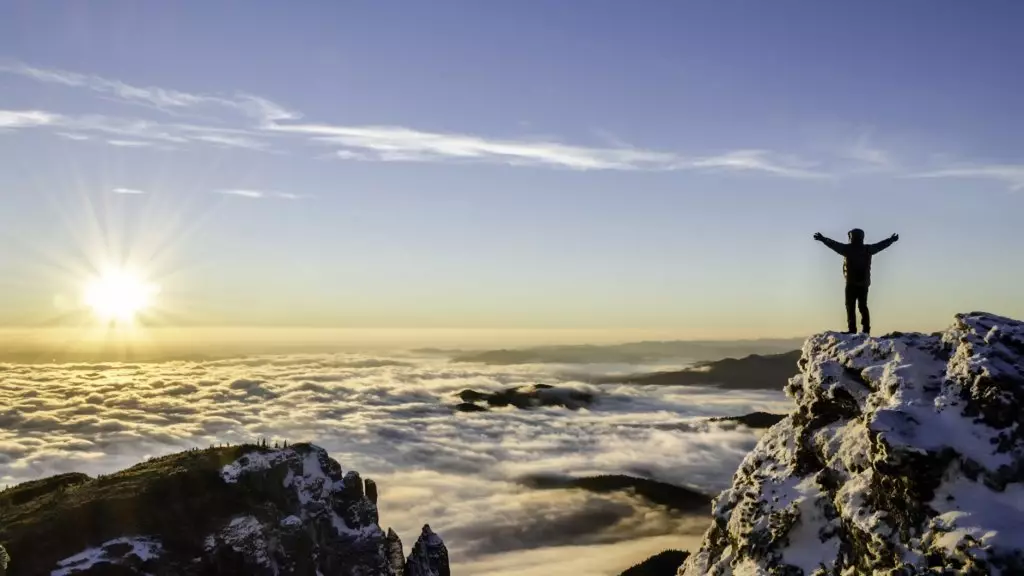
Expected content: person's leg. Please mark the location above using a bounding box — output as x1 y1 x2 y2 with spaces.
844 284 857 333
859 286 870 334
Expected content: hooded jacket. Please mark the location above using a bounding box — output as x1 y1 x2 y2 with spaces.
820 229 896 286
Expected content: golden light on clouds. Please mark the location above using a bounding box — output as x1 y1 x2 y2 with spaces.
83 268 160 324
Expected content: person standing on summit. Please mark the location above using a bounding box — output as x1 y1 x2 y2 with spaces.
814 229 899 335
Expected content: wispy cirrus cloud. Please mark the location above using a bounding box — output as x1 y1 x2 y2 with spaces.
56 132 91 141
688 149 825 179
69 115 190 143
1 61 285 151
216 189 266 199
0 107 272 151
216 189 305 200
189 132 268 150
912 165 1024 191
106 139 154 148
112 187 146 195
0 60 300 124
0 109 60 128
272 122 826 177
0 60 867 179
274 122 678 171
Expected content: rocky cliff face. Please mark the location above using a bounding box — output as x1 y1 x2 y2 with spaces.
0 443 448 576
681 312 1024 575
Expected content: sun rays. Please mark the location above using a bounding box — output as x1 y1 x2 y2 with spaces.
83 268 160 324
4 155 226 363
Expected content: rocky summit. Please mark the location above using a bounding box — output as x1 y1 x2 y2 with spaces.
681 312 1024 575
0 443 448 576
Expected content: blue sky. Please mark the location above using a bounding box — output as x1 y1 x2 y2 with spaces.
1 1 1022 337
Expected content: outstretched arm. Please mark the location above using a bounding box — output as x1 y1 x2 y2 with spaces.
814 232 848 255
869 233 899 255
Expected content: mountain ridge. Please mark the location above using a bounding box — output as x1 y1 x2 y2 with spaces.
447 339 804 366
605 350 801 390
0 443 448 576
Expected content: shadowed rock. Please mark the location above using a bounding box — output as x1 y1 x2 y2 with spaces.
708 411 786 429
620 549 690 576
405 525 450 576
387 528 405 576
519 474 711 514
0 443 448 576
454 384 595 411
0 473 91 508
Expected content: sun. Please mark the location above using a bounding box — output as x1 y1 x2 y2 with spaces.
83 270 160 323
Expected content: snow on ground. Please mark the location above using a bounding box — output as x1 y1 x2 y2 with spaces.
927 473 1024 557
220 448 291 483
216 516 271 568
682 312 1024 575
51 537 162 576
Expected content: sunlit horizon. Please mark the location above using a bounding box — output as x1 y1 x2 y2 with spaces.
3 2 1023 342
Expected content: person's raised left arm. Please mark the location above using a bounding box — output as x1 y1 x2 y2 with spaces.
869 233 899 255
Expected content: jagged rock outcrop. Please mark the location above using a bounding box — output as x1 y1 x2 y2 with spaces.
0 443 448 576
681 312 1024 575
404 525 449 576
386 529 406 576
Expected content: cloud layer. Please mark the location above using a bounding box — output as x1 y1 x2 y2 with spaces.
0 353 791 574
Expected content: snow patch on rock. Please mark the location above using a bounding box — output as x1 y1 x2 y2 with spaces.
51 537 162 576
219 516 272 568
280 515 302 529
209 443 400 573
220 449 290 484
681 312 1024 575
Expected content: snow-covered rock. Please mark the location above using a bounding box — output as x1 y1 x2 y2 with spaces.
404 525 450 576
0 443 447 576
51 537 162 576
681 312 1024 575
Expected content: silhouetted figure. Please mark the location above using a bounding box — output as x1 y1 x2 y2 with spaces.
814 228 899 334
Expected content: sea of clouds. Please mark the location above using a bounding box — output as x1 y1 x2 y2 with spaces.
0 353 793 574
